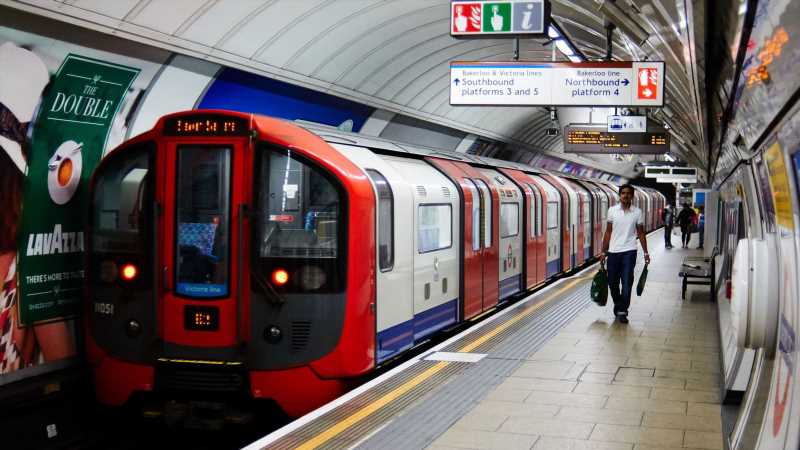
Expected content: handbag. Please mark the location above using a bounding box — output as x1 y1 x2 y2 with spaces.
636 264 649 296
590 261 608 306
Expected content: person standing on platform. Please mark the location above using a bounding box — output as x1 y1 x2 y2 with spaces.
601 184 650 324
662 204 674 249
677 203 696 249
697 205 705 249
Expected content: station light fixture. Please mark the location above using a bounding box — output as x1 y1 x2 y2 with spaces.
547 24 585 62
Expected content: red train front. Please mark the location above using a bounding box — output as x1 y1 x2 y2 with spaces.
86 110 376 419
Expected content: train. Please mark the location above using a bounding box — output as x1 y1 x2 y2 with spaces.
85 109 665 422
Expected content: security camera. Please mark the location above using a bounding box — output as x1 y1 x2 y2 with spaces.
546 127 560 136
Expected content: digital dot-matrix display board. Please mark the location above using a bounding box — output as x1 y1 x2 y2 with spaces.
564 124 669 154
163 114 250 137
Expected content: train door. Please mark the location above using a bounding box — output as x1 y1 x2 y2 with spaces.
591 183 610 256
425 158 486 320
472 177 500 310
633 189 647 231
384 157 460 342
157 134 249 352
480 169 523 301
498 168 546 289
531 175 562 278
569 181 591 262
546 175 579 269
582 182 603 258
527 180 546 284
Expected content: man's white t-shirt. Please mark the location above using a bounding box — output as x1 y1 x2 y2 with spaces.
607 204 643 253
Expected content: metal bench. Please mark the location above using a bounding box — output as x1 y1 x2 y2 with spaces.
679 256 715 301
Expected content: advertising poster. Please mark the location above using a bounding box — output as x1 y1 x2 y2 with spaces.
761 126 799 446
0 19 166 380
17 55 139 325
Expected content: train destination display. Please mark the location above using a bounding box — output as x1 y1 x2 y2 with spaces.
450 61 665 106
564 124 669 154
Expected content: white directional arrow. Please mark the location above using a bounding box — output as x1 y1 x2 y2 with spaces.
642 88 653 98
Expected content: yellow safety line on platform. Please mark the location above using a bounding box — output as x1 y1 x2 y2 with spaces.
459 277 585 353
294 275 589 450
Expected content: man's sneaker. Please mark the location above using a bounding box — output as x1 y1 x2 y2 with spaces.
618 316 629 324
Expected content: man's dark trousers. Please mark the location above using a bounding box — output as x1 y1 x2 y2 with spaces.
607 250 637 317
664 226 672 248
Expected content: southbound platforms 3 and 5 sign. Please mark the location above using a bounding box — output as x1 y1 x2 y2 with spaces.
450 61 665 107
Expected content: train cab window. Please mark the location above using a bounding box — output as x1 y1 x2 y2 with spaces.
547 202 559 229
500 203 519 237
90 141 154 289
175 146 231 298
253 146 344 293
475 179 492 248
418 204 452 253
464 179 481 251
366 170 394 271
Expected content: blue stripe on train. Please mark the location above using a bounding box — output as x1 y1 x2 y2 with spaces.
546 259 560 277
376 298 458 364
499 274 522 302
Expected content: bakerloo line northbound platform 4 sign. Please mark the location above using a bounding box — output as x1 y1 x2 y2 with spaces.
450 61 665 107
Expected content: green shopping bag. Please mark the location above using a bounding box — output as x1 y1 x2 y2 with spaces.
636 264 649 296
590 261 608 306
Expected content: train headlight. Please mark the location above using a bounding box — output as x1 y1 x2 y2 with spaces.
264 325 282 343
298 265 326 291
125 319 142 337
121 263 138 282
271 269 289 286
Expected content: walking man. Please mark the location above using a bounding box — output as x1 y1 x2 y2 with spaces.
677 203 696 249
662 204 674 249
602 184 650 324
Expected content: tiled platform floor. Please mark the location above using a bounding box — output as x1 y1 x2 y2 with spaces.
428 231 722 450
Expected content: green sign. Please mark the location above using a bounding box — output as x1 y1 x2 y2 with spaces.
17 54 139 325
483 3 511 32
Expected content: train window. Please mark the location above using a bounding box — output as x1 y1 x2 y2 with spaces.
253 146 344 293
175 146 231 298
366 170 394 271
754 156 777 233
418 204 452 253
464 179 481 251
529 184 540 237
582 201 590 223
90 141 154 289
500 203 519 237
547 202 559 229
475 179 492 248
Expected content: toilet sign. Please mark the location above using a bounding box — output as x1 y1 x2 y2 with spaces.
451 0 550 36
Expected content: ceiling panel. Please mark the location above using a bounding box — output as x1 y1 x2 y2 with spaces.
179 1 264 47
8 0 709 179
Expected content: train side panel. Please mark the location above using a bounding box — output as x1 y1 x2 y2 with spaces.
331 144 416 364
383 157 461 341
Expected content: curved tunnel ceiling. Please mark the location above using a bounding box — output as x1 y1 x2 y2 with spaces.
5 0 707 180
